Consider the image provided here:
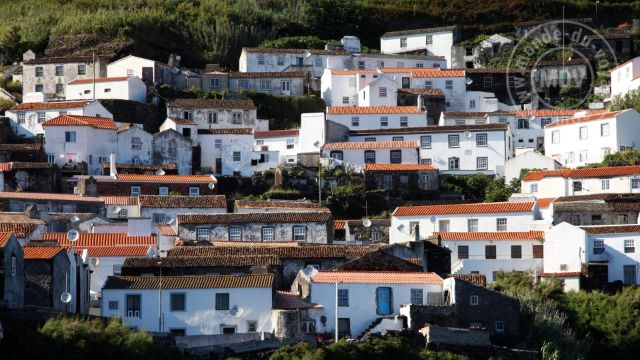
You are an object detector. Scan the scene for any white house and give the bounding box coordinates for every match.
[390,201,540,244]
[228,72,306,96]
[436,231,545,283]
[101,196,141,220]
[521,165,640,198]
[254,129,300,165]
[544,109,640,168]
[504,150,561,183]
[300,270,443,338]
[322,141,419,167]
[439,111,514,126]
[610,56,640,99]
[139,195,227,224]
[326,106,427,130]
[380,25,458,66]
[42,114,118,174]
[197,128,259,176]
[106,55,178,86]
[101,273,274,335]
[66,76,147,103]
[6,100,112,137]
[544,222,640,292]
[298,113,326,154]
[348,123,513,176]
[116,125,153,165]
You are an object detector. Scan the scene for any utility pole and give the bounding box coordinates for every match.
[335,281,339,342]
[92,51,96,100]
[158,260,163,333]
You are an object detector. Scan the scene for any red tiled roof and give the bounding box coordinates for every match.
[311,271,443,285]
[23,246,64,260]
[254,129,299,138]
[0,232,13,247]
[100,196,138,205]
[409,68,465,78]
[536,198,557,209]
[0,191,103,203]
[523,165,640,181]
[541,272,581,277]
[0,143,42,151]
[104,174,217,183]
[331,69,379,75]
[544,110,625,128]
[0,163,10,172]
[123,255,281,268]
[0,224,38,238]
[10,101,92,111]
[435,231,544,241]
[1,162,55,170]
[322,141,418,150]
[579,225,640,234]
[42,115,117,130]
[42,232,156,247]
[103,274,274,289]
[177,212,331,224]
[513,109,607,117]
[394,201,534,216]
[74,246,151,257]
[327,106,423,115]
[139,195,226,208]
[159,224,177,236]
[168,244,379,259]
[68,76,130,85]
[274,291,323,309]
[365,163,437,171]
[334,220,346,230]
[0,212,44,224]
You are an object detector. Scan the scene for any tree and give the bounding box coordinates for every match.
[610,88,640,113]
[599,149,640,167]
[260,36,329,50]
[1,25,24,63]
[441,174,492,202]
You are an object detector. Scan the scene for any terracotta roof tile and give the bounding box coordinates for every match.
[274,290,323,309]
[409,68,465,78]
[523,165,640,181]
[177,212,331,224]
[235,200,328,211]
[159,224,177,236]
[365,163,437,171]
[100,174,217,183]
[198,128,254,135]
[381,25,457,37]
[513,109,607,117]
[0,191,103,203]
[74,246,151,257]
[536,198,557,209]
[544,110,625,128]
[541,272,581,277]
[168,244,378,259]
[331,69,379,75]
[349,123,508,135]
[100,196,138,205]
[0,143,42,151]
[0,212,44,224]
[0,232,13,247]
[435,231,544,241]
[23,245,64,260]
[442,111,512,119]
[327,106,423,115]
[322,141,418,150]
[2,162,55,170]
[451,273,486,286]
[42,115,117,130]
[11,101,92,111]
[229,71,306,78]
[68,76,130,84]
[0,163,11,172]
[394,201,534,216]
[334,220,346,230]
[43,232,156,247]
[123,255,281,268]
[139,195,226,208]
[103,274,274,290]
[579,225,640,234]
[254,129,299,138]
[0,224,39,238]
[167,98,255,110]
[311,271,443,285]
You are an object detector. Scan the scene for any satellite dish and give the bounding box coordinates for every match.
[113,206,122,214]
[166,218,175,225]
[171,67,180,74]
[59,154,65,159]
[313,141,321,148]
[463,131,472,139]
[429,215,437,224]
[397,224,405,231]
[66,229,79,242]
[466,78,473,85]
[175,55,181,61]
[70,216,80,223]
[363,219,372,228]
[302,50,312,58]
[155,169,165,176]
[90,257,100,267]
[61,292,72,304]
[228,305,239,316]
[208,182,215,189]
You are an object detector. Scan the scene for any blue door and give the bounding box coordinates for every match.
[376,287,392,315]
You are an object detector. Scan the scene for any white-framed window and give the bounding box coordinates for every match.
[448,135,459,148]
[624,240,635,253]
[37,112,46,123]
[538,118,551,127]
[470,295,479,306]
[483,75,492,88]
[35,66,43,77]
[232,112,242,124]
[208,112,218,124]
[209,78,221,88]
[421,158,432,165]
[158,186,169,196]
[416,62,424,68]
[351,117,359,127]
[364,137,376,142]
[117,209,128,218]
[445,80,453,89]
[390,150,402,164]
[552,130,560,144]
[467,219,478,232]
[420,174,430,184]
[229,227,242,241]
[530,183,538,193]
[277,56,285,66]
[238,80,250,90]
[257,54,265,65]
[261,226,274,241]
[293,226,306,241]
[495,321,505,333]
[35,84,44,92]
[77,64,87,75]
[426,35,433,45]
[183,111,192,120]
[400,116,408,127]
[455,119,466,125]
[197,228,210,241]
[392,136,404,141]
[579,126,588,140]
[438,220,450,232]
[232,151,242,162]
[260,80,271,91]
[189,187,200,196]
[286,138,295,149]
[130,186,141,196]
[631,178,640,189]
[601,123,610,136]
[125,294,140,317]
[421,136,431,149]
[475,118,486,125]
[424,80,432,89]
[364,150,376,164]
[371,231,381,241]
[65,131,77,143]
[379,87,387,97]
[380,116,388,127]
[337,289,349,306]
[54,65,64,76]
[496,218,507,231]
[247,320,258,332]
[47,154,55,163]
[593,239,605,254]
[400,38,407,48]
[214,139,222,149]
[601,179,610,190]
[469,100,476,108]
[55,83,64,95]
[410,289,423,305]
[17,112,25,124]
[476,133,487,147]
[342,96,350,104]
[476,157,488,170]
[131,136,142,150]
[448,157,459,170]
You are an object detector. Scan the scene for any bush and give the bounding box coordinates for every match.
[0,98,16,114]
[265,187,302,200]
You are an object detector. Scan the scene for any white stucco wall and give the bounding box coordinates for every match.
[610,57,640,99]
[505,151,561,182]
[117,126,153,165]
[328,112,426,130]
[66,77,147,103]
[299,113,326,154]
[543,223,587,275]
[323,146,419,167]
[44,125,117,175]
[255,135,299,164]
[380,31,455,65]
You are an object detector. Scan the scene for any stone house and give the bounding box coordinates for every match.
[0,162,62,192]
[234,200,330,214]
[165,98,266,131]
[0,192,104,218]
[0,212,46,245]
[228,71,306,96]
[0,232,24,309]
[106,55,178,86]
[152,129,193,175]
[176,212,334,244]
[116,124,153,166]
[0,143,45,162]
[552,193,640,226]
[75,174,217,196]
[138,194,227,224]
[23,243,71,311]
[334,219,391,243]
[365,163,438,193]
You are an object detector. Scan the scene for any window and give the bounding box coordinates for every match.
[330,151,343,161]
[420,174,430,184]
[455,119,466,126]
[448,157,460,170]
[260,80,271,91]
[392,136,404,141]
[439,220,450,232]
[35,66,43,77]
[233,151,241,162]
[401,77,410,88]
[379,116,388,127]
[390,150,402,164]
[131,136,142,150]
[196,228,210,241]
[65,131,77,143]
[632,178,640,190]
[533,245,544,259]
[154,186,168,196]
[117,209,128,219]
[170,293,186,311]
[113,264,123,276]
[424,81,432,89]
[214,139,222,149]
[420,136,432,149]
[400,38,407,48]
[426,35,433,45]
[364,150,376,164]
[371,231,381,241]
[469,100,476,108]
[257,54,265,65]
[421,158,432,165]
[208,112,218,124]
[467,219,478,232]
[411,289,423,305]
[518,118,529,129]
[357,60,365,69]
[485,245,497,259]
[591,214,603,224]
[246,320,258,332]
[261,227,275,241]
[315,57,323,67]
[476,157,488,170]
[579,126,588,140]
[476,133,487,147]
[342,96,350,105]
[483,75,492,88]
[379,87,387,97]
[552,130,560,144]
[458,245,469,259]
[560,264,568,271]
[232,112,242,124]
[593,239,605,254]
[364,137,376,142]
[470,295,479,306]
[189,187,200,196]
[130,186,141,196]
[215,293,229,310]
[35,84,43,92]
[511,245,522,259]
[496,218,507,231]
[601,123,610,136]
[400,116,408,127]
[52,65,64,76]
[445,80,453,89]
[238,80,250,90]
[541,118,552,127]
[351,117,359,127]
[573,181,583,192]
[448,135,459,148]
[302,320,316,333]
[569,214,581,225]
[17,112,25,124]
[495,321,505,333]
[108,301,118,310]
[209,78,221,88]
[530,183,538,193]
[619,214,630,224]
[37,112,46,123]
[625,240,635,253]
[229,227,241,241]
[289,226,306,241]
[338,289,349,306]
[55,83,64,95]
[126,295,141,317]
[416,63,424,68]
[11,256,16,276]
[77,64,86,75]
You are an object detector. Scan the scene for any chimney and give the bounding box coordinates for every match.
[417,95,423,111]
[109,153,117,177]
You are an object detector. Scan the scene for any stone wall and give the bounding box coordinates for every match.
[152,130,193,175]
[178,221,331,244]
[95,182,215,196]
[1,236,24,309]
[282,259,344,287]
[422,326,491,347]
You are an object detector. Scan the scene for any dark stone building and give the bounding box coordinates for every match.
[0,143,45,162]
[0,192,103,218]
[396,89,445,125]
[552,193,640,226]
[101,162,179,175]
[73,174,217,196]
[334,218,391,243]
[332,250,423,272]
[0,162,62,192]
[584,33,634,62]
[23,244,71,311]
[465,68,530,106]
[0,232,24,308]
[365,163,439,193]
